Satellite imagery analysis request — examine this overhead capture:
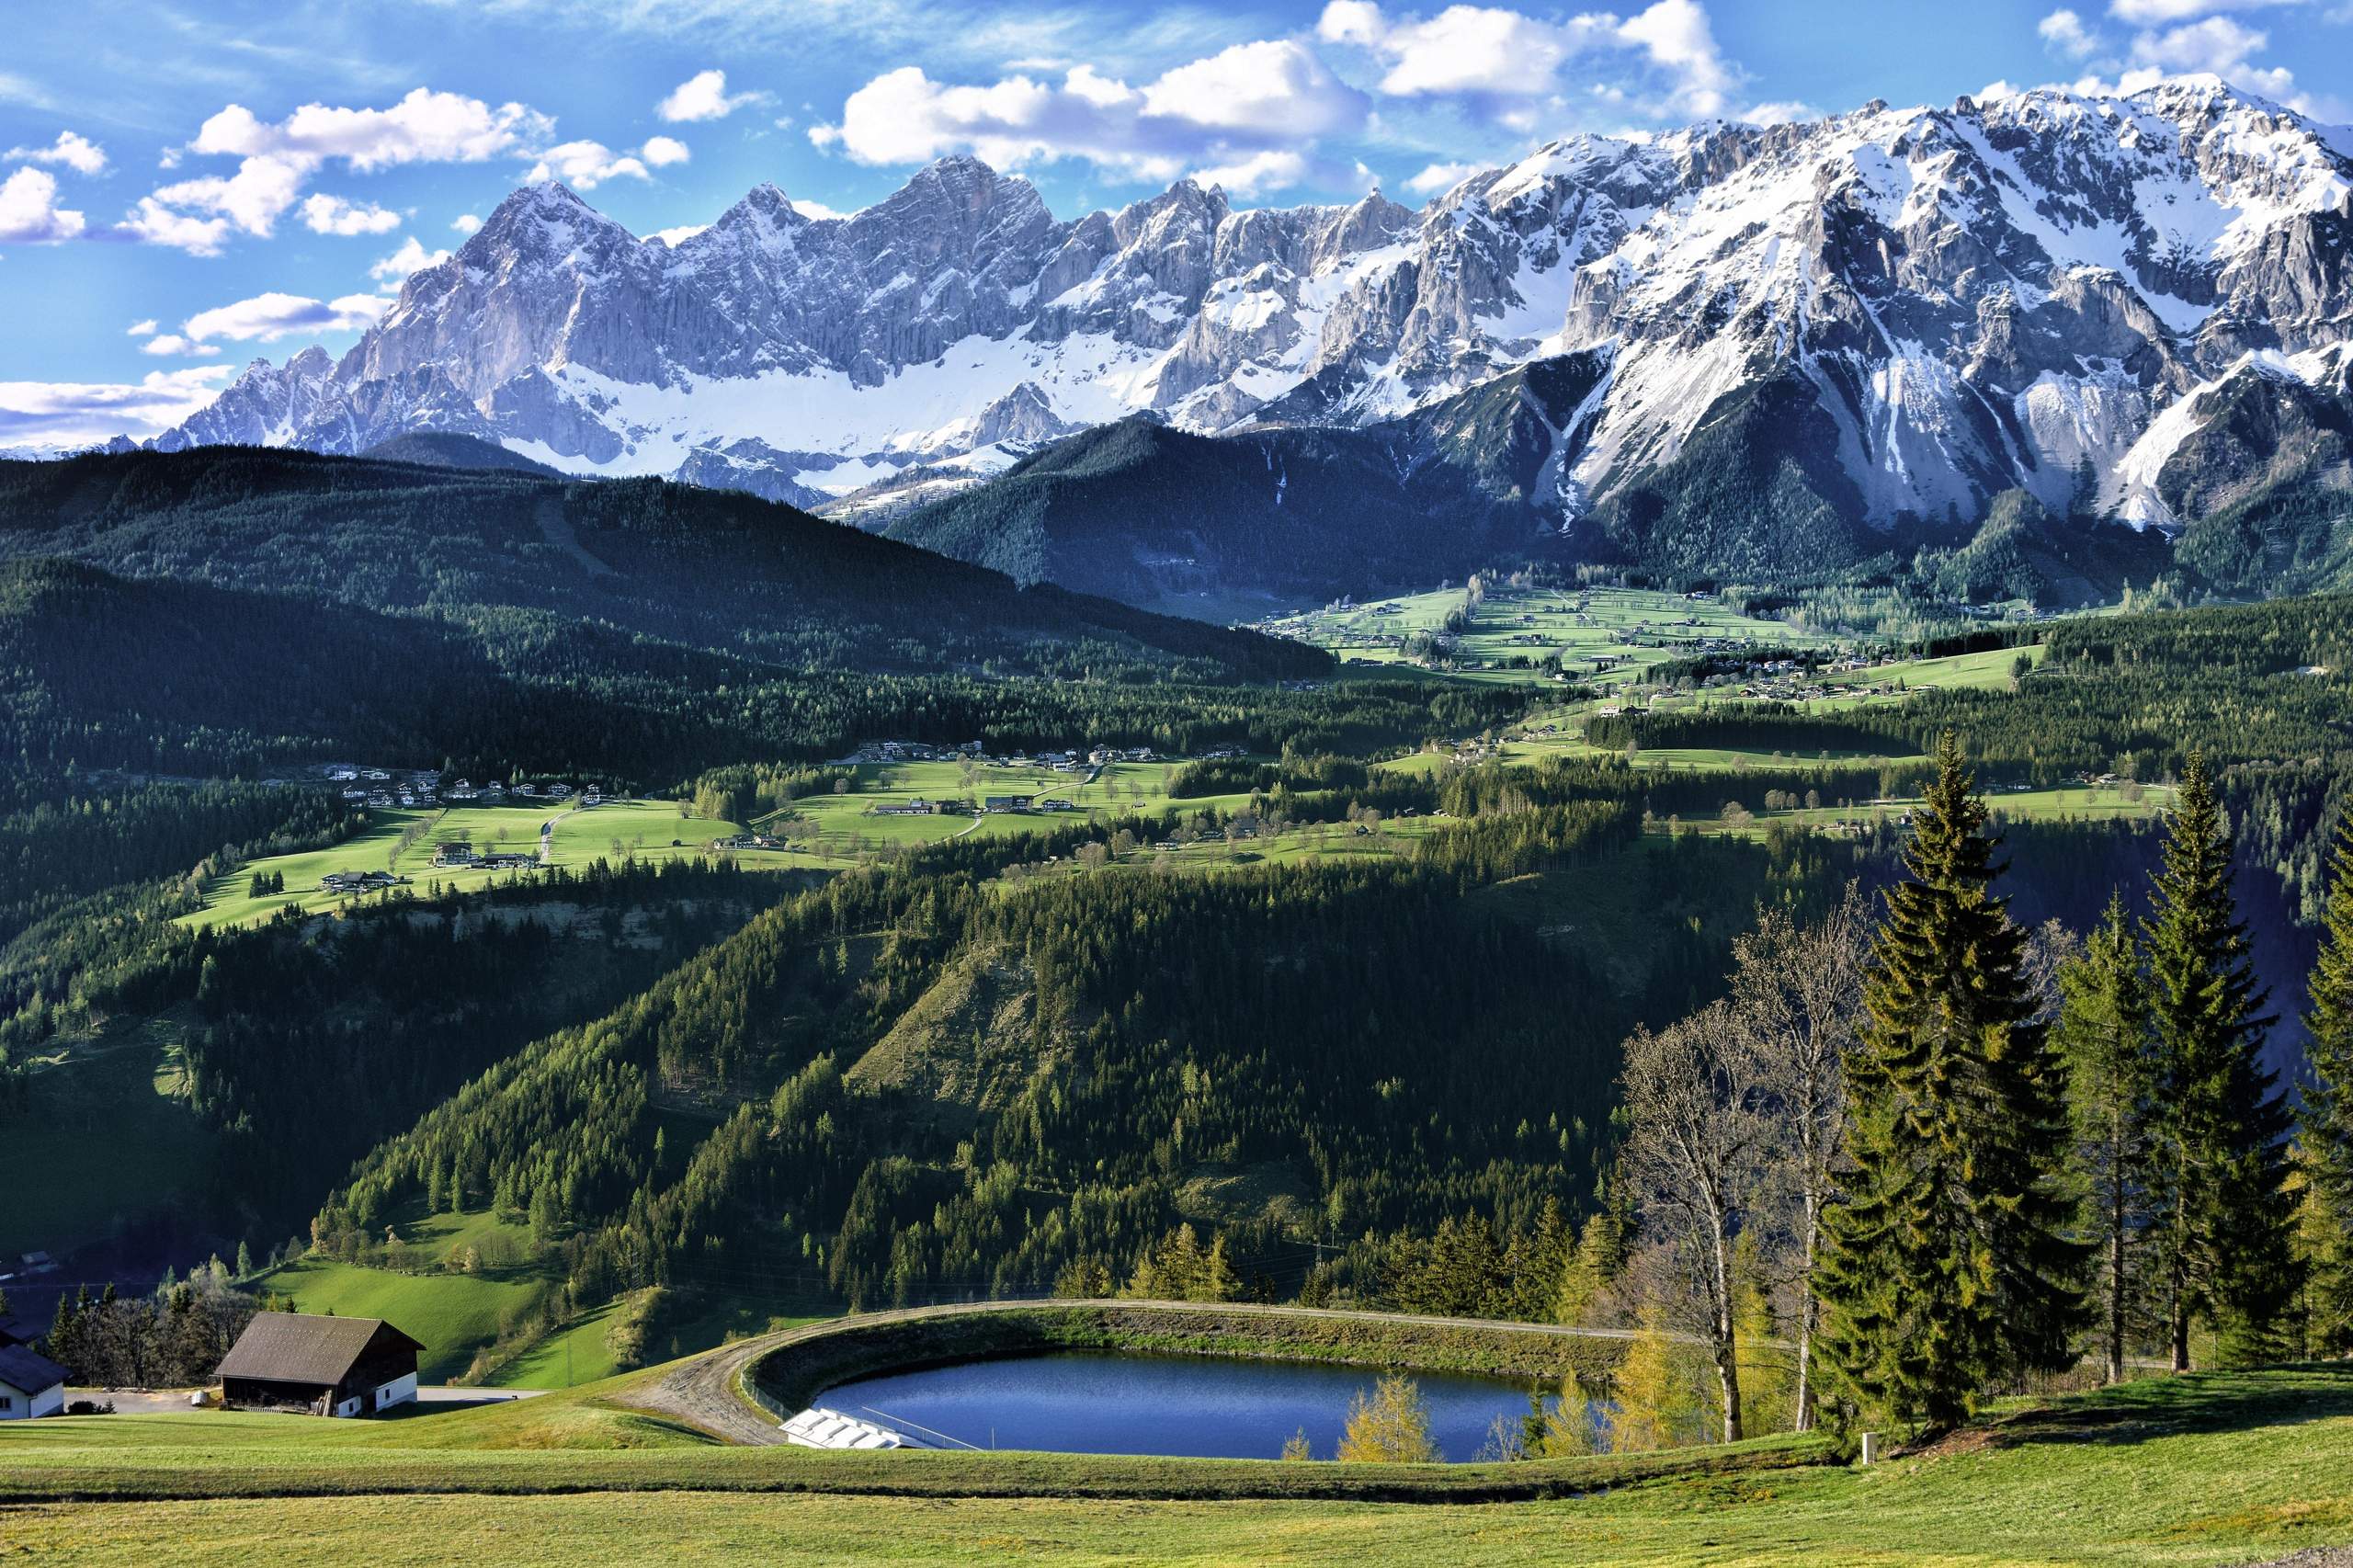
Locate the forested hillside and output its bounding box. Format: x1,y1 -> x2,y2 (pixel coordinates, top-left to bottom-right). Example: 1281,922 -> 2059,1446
1590,594 -> 2353,914
885,360 -> 1617,611
312,790 -> 1862,1319
0,446 -> 1323,683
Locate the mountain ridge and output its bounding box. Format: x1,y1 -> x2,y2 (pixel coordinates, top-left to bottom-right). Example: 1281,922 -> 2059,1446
135,73 -> 2353,583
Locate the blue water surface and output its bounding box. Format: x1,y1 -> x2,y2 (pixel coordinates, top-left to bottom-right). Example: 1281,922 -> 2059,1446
818,1350 -> 1543,1460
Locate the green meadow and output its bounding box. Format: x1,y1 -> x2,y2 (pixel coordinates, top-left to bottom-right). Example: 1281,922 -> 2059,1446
0,1012 -> 211,1257
1271,584 -> 1823,687
1,1364 -> 2347,1566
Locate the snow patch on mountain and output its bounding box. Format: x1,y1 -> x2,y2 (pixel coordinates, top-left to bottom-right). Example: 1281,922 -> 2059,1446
146,75 -> 2353,537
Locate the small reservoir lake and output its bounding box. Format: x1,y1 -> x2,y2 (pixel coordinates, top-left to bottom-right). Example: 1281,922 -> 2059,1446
817,1351 -> 1542,1460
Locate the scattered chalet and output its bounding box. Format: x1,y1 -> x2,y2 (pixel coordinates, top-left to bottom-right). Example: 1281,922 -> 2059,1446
0,1343 -> 67,1420
216,1312 -> 422,1416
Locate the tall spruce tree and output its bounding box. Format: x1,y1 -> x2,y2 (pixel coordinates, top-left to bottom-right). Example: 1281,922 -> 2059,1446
2054,894 -> 2158,1382
2146,750 -> 2299,1367
2299,828 -> 2353,1354
1816,733 -> 2086,1437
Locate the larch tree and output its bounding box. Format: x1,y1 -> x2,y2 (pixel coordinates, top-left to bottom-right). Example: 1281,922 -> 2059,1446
1608,1304 -> 1704,1452
1336,1374 -> 1438,1462
1621,997 -> 1764,1444
2304,829 -> 2353,1354
2053,894 -> 2158,1383
1733,881 -> 1870,1432
1815,732 -> 2086,1439
2146,751 -> 2300,1367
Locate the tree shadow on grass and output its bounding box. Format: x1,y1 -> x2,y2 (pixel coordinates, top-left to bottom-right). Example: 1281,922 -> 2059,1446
1978,1366 -> 2353,1453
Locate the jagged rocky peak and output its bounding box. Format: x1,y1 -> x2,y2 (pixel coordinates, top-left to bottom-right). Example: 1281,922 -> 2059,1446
469,179 -> 631,258
857,154 -> 1053,260
688,183 -> 813,249
143,74 -> 2353,552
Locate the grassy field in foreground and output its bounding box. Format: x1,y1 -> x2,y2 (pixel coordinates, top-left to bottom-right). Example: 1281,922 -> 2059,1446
0,1368 -> 2346,1564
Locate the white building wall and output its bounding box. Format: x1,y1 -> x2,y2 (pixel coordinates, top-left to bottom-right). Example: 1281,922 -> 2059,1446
373,1371 -> 418,1411
0,1379 -> 63,1419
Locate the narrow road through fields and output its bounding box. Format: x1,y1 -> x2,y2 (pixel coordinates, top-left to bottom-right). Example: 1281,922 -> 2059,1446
539,800 -> 597,865
618,1298 -> 1745,1447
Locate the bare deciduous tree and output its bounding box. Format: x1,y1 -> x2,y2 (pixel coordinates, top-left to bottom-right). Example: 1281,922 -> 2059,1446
1733,882 -> 1869,1432
1621,998 -> 1763,1444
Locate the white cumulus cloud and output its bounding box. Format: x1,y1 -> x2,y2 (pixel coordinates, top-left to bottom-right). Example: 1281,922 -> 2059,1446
0,366 -> 233,448
300,193 -> 404,235
369,235 -> 451,283
451,212 -> 483,234
189,88 -> 553,171
1139,40 -> 1363,135
0,166 -> 85,243
658,68 -> 755,122
1188,147 -> 1309,197
1318,0 -> 1743,117
140,334 -> 220,358
641,135 -> 691,167
525,140 -> 651,189
6,130 -> 107,175
811,40 -> 1364,189
126,319 -> 158,336
1404,159 -> 1480,194
125,88 -> 554,254
2039,8 -> 2103,58
119,197 -> 231,255
181,290 -> 388,345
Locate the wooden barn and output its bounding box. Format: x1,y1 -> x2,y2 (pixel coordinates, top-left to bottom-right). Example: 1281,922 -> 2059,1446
215,1312 -> 423,1417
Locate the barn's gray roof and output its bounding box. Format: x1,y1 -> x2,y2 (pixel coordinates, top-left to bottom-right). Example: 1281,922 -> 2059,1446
214,1312 -> 419,1386
0,1343 -> 67,1393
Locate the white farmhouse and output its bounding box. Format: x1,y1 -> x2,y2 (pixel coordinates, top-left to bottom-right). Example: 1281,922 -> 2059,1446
0,1344 -> 67,1419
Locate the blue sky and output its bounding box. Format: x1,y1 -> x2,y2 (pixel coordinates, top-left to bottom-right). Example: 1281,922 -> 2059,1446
5,0 -> 2351,446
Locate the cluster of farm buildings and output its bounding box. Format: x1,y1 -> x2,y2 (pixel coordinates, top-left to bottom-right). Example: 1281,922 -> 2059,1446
837,739 -> 1161,770
325,765 -> 603,812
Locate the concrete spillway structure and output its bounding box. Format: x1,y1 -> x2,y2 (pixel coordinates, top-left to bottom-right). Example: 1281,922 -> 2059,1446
778,1406 -> 932,1449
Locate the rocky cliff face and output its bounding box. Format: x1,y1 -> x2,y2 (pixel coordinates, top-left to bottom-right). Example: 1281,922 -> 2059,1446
157,74 -> 2353,549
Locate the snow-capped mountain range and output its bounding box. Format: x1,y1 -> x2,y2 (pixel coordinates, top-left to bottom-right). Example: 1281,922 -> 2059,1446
154,73 -> 2352,538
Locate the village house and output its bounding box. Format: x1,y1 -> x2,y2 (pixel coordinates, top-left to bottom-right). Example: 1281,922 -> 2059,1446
215,1312 -> 423,1417
872,799 -> 937,816
0,1343 -> 67,1420
320,870 -> 402,895
983,795 -> 1033,813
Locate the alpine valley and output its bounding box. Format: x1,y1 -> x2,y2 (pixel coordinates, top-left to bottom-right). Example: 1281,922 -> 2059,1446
17,25 -> 2353,1567
137,73 -> 2353,608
